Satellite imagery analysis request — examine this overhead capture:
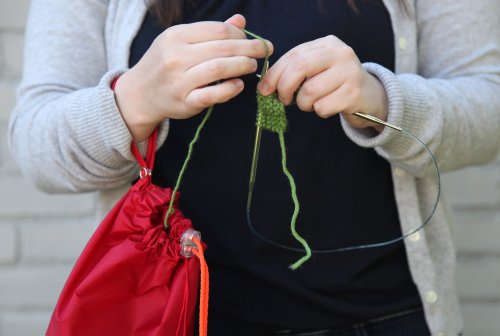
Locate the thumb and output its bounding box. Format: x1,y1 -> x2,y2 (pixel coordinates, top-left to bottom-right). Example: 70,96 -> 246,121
225,14 -> 246,29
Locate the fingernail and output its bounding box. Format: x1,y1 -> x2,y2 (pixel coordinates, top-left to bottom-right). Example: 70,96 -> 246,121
258,82 -> 269,95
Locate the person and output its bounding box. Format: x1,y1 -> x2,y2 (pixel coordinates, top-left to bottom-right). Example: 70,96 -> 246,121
8,0 -> 500,335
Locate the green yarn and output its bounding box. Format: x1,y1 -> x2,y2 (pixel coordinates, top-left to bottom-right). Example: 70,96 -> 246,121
164,106 -> 213,228
257,93 -> 287,133
278,131 -> 312,270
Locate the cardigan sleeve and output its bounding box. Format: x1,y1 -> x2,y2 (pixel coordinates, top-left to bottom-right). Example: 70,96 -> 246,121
341,0 -> 500,177
8,0 -> 168,193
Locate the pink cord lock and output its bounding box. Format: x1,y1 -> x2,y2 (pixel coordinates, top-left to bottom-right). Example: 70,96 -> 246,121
180,229 -> 201,258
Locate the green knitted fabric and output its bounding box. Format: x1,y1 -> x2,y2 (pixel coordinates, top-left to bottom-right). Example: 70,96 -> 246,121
256,93 -> 287,133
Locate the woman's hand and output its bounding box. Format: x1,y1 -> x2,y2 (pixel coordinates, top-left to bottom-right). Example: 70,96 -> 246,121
114,14 -> 273,142
257,35 -> 387,131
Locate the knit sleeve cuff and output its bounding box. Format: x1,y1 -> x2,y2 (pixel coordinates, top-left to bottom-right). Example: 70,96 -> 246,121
341,63 -> 441,164
340,62 -> 404,149
67,69 -> 169,168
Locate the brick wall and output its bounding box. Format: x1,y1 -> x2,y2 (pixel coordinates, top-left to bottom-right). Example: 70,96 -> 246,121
0,2 -> 96,335
0,2 -> 499,335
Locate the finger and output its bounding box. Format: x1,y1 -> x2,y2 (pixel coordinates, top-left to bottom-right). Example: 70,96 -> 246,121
256,43 -> 309,96
189,38 -> 273,64
185,78 -> 244,110
258,36 -> 346,98
165,21 -> 247,43
225,14 -> 246,29
258,42 -> 332,99
295,66 -> 343,112
273,46 -> 339,105
313,83 -> 360,119
184,56 -> 258,88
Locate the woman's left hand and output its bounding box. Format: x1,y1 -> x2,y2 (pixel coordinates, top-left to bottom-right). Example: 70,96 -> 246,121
257,35 -> 388,131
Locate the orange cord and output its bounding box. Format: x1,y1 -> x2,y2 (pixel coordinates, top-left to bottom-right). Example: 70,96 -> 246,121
191,237 -> 209,336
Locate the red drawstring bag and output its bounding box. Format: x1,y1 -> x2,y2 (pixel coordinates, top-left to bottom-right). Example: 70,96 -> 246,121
46,128 -> 209,336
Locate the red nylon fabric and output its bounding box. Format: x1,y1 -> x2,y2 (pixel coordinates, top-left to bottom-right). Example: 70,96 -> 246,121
46,129 -> 202,336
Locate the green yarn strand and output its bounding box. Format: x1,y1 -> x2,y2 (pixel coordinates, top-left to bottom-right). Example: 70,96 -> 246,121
278,131 -> 312,270
164,106 -> 213,228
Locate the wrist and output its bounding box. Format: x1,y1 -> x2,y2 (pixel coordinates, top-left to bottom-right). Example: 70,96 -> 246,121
362,72 -> 388,133
113,71 -> 160,142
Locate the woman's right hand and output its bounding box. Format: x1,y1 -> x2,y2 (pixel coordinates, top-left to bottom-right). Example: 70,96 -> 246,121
114,14 -> 272,142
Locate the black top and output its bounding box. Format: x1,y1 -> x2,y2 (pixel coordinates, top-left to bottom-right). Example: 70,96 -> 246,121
130,1 -> 422,334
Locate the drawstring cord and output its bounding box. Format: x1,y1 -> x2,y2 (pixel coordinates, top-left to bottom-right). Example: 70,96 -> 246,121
191,238 -> 209,336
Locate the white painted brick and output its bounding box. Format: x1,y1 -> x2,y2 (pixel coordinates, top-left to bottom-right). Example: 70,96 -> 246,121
0,265 -> 72,310
0,80 -> 19,122
456,256 -> 500,301
0,311 -> 51,336
442,164 -> 500,209
0,222 -> 16,264
2,33 -> 24,80
0,0 -> 30,30
453,210 -> 500,254
462,303 -> 500,336
0,36 -> 4,77
20,218 -> 94,263
0,175 -> 95,218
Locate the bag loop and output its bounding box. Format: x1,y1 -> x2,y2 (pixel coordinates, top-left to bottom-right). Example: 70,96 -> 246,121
130,128 -> 158,177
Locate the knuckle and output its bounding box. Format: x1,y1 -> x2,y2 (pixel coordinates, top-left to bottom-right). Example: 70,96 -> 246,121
339,45 -> 355,58
286,48 -> 300,61
161,52 -> 181,70
197,90 -> 214,106
291,55 -> 309,72
208,60 -> 224,76
214,22 -> 230,37
313,102 -> 328,119
322,35 -> 341,51
313,101 -> 322,113
246,58 -> 258,72
252,39 -> 265,54
163,25 -> 183,40
218,41 -> 235,56
296,98 -> 312,112
299,82 -> 316,97
324,34 -> 339,44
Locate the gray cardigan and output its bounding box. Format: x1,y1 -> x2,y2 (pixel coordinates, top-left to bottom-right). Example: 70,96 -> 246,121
9,0 -> 500,334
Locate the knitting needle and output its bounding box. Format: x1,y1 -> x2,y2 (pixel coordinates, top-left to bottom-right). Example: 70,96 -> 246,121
247,61 -> 269,209
353,112 -> 402,131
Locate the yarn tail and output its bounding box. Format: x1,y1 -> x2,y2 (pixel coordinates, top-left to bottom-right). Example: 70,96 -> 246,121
278,131 -> 312,269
